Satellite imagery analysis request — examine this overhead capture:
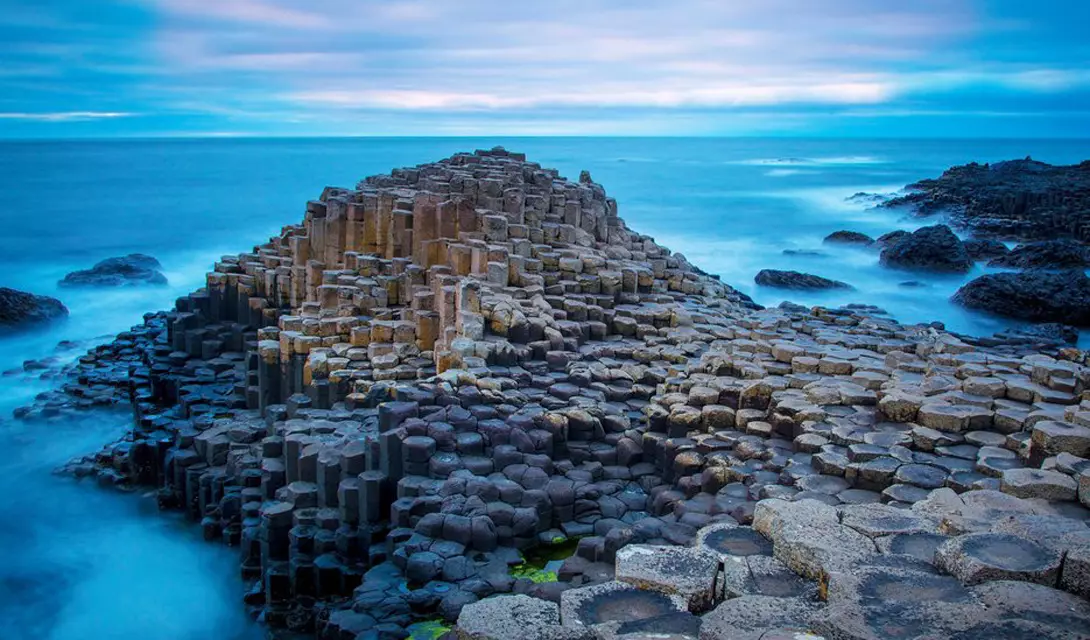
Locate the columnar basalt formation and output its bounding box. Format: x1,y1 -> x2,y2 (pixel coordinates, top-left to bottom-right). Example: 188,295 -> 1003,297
27,149 -> 1090,639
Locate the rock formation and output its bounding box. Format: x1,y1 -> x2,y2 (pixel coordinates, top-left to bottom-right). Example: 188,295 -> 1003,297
953,270 -> 1090,326
60,253 -> 168,287
19,149 -> 1090,639
988,238 -> 1090,270
883,158 -> 1090,242
823,231 -> 874,246
879,224 -> 973,273
0,287 -> 68,332
754,270 -> 852,290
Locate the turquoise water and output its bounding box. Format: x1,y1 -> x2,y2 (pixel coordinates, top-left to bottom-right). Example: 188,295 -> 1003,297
0,137 -> 1087,638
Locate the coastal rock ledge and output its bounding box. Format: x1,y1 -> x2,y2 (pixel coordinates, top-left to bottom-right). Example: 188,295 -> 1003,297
27,148 -> 1090,640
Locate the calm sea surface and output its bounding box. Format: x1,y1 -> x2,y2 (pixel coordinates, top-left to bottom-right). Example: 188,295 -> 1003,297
0,137 -> 1087,639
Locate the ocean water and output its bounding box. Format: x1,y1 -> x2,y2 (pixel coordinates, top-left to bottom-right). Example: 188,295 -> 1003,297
0,137 -> 1087,638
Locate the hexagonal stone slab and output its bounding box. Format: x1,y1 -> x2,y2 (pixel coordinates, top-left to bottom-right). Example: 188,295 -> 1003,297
840,503 -> 939,539
614,544 -> 719,612
753,498 -> 877,580
815,566 -> 987,639
1000,468 -> 1078,501
935,533 -> 1062,586
700,595 -> 820,640
457,594 -> 561,640
969,580 -> 1090,636
560,581 -> 687,629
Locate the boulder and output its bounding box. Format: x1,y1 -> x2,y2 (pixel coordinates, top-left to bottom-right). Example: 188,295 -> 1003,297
59,253 -> 168,287
879,224 -> 972,273
0,287 -> 68,332
952,269 -> 1090,326
823,230 -> 874,246
988,239 -> 1090,269
754,270 -> 852,291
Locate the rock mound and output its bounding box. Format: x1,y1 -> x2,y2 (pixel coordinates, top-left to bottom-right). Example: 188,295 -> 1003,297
0,287 -> 68,331
952,270 -> 1090,325
59,253 -> 168,287
754,270 -> 852,290
988,239 -> 1090,269
879,224 -> 972,273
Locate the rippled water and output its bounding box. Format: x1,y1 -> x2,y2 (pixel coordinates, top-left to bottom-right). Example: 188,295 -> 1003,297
0,137 -> 1086,637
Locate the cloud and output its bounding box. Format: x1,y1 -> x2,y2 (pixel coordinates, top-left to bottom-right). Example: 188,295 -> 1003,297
2,0 -> 1089,136
0,111 -> 135,121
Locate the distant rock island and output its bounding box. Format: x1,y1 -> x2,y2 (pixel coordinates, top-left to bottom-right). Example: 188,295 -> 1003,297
883,158 -> 1090,241
13,149 -> 1090,639
59,253 -> 168,287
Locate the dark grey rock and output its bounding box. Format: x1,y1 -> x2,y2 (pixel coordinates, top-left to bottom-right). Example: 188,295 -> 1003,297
59,253 -> 168,287
0,287 -> 68,332
754,270 -> 852,290
879,225 -> 972,273
952,269 -> 1090,326
964,238 -> 1011,261
988,239 -> 1090,269
824,230 -> 875,246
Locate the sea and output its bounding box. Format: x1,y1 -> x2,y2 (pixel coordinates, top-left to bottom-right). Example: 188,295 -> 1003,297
0,137 -> 1086,639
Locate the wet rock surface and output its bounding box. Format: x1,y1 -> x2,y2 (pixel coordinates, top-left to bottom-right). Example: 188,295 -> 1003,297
754,270 -> 852,290
883,158 -> 1090,242
59,253 -> 168,287
19,149 -> 1090,640
952,269 -> 1090,326
988,239 -> 1090,269
0,287 -> 68,332
879,224 -> 972,273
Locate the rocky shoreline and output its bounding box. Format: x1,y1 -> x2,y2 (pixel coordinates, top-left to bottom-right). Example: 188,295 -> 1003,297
15,148 -> 1090,639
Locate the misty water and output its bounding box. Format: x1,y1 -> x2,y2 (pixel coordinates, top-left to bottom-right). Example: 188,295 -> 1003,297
0,137 -> 1087,638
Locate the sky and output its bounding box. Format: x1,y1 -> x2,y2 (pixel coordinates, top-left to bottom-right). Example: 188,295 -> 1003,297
0,0 -> 1088,138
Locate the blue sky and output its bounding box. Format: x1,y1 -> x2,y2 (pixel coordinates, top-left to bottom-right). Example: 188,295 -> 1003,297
1,0 -> 1088,138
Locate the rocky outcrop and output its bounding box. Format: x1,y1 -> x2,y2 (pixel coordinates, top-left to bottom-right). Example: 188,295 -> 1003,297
963,238 -> 1010,262
883,158 -> 1090,241
988,239 -> 1090,269
875,230 -> 910,248
754,269 -> 852,290
0,287 -> 68,332
59,253 -> 168,287
952,269 -> 1090,325
879,224 -> 972,273
17,149 -> 1090,639
823,230 -> 874,246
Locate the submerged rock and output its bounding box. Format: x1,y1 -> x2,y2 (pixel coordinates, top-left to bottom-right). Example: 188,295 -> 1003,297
754,270 -> 852,290
879,224 -> 972,273
952,270 -> 1090,325
823,230 -> 874,246
59,253 -> 168,287
987,238 -> 1090,269
0,287 -> 68,332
